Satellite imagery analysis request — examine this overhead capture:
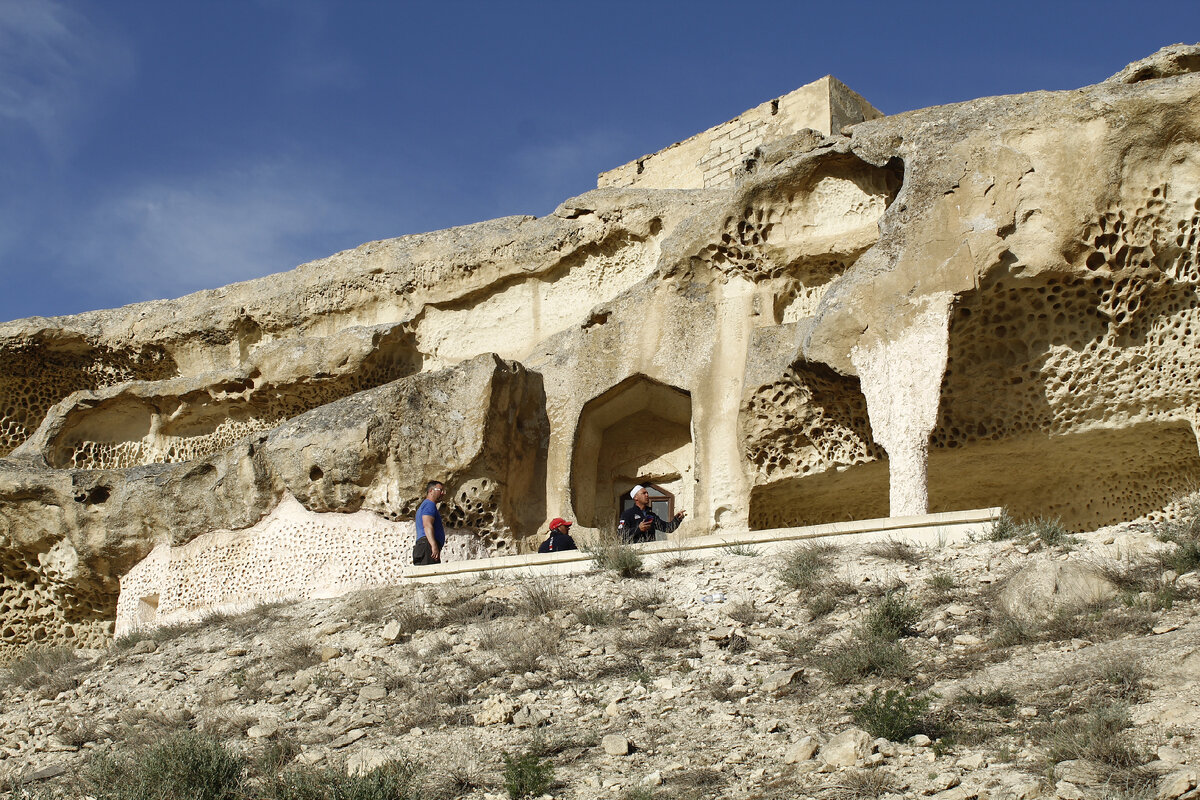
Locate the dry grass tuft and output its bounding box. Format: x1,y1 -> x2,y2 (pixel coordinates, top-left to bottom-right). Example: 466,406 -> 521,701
821,768 -> 897,800
2,646 -> 87,698
865,539 -> 925,564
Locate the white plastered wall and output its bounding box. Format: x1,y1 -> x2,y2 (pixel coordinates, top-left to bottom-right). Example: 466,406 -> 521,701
115,495 -> 489,635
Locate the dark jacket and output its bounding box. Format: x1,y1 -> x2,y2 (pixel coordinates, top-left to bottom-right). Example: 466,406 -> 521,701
537,530 -> 577,553
618,505 -> 683,543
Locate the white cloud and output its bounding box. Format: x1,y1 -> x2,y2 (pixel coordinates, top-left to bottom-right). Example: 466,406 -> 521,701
0,0 -> 133,158
56,159 -> 377,303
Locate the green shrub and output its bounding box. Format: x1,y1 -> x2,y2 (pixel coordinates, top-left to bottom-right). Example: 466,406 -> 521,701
585,533 -> 645,578
864,591 -> 921,641
985,511 -> 1076,547
268,760 -> 422,800
1155,501 -> 1200,574
1028,517 -> 1073,546
1043,705 -> 1151,791
721,542 -> 761,557
926,571 -> 956,592
819,636 -> 911,685
775,542 -> 837,591
501,748 -> 554,799
574,605 -> 614,626
88,731 -> 247,800
959,686 -> 1016,710
808,594 -> 837,618
851,688 -> 936,741
986,511 -> 1021,541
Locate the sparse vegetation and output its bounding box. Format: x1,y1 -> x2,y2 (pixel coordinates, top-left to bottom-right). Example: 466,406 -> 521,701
925,570 -> 957,597
623,587 -> 666,611
721,542 -> 761,557
1064,653 -> 1146,702
990,598 -> 1155,650
985,511 -> 1021,541
274,640 -> 321,674
2,646 -> 86,697
478,621 -> 561,675
620,790 -> 657,800
819,635 -> 911,685
1028,516 -> 1073,547
6,500 -> 1199,800
850,688 -> 938,742
959,686 -> 1016,711
55,716 -> 103,748
808,594 -> 838,618
1041,705 -> 1151,793
268,760 -> 423,800
501,746 -> 554,800
641,620 -> 693,650
1154,497 -> 1200,575
984,511 -> 1076,547
863,591 -> 921,641
776,632 -> 817,660
585,531 -> 646,578
775,541 -> 838,591
724,599 -> 761,626
87,731 -> 247,800
574,605 -> 614,626
824,767 -> 898,800
520,577 -> 564,617
865,538 -> 925,564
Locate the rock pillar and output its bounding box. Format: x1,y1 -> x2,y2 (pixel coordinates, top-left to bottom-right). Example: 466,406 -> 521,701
850,296 -> 953,517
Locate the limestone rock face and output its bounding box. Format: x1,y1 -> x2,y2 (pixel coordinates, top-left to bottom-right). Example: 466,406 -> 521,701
0,354 -> 545,658
1106,43 -> 1200,84
3,49 -> 1200,656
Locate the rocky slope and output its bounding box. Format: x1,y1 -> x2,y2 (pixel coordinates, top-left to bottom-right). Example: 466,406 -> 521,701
1,520 -> 1198,800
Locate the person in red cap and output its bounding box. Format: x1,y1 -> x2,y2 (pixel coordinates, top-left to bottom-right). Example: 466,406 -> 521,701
537,518 -> 578,553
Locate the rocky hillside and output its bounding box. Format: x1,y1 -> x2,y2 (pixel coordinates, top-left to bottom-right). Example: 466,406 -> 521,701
2,515 -> 1199,800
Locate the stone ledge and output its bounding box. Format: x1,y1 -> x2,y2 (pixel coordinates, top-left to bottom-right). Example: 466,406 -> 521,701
404,507 -> 1002,584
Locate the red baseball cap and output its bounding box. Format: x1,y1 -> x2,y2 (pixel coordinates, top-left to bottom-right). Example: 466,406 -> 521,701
549,518 -> 573,530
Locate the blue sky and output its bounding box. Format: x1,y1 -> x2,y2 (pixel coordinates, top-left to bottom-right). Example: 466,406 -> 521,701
1,0 -> 1197,322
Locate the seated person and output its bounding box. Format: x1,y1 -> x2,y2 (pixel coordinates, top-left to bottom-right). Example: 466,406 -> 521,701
537,517 -> 578,553
618,485 -> 687,543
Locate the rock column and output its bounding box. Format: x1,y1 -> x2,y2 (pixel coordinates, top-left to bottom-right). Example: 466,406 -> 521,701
850,296 -> 952,517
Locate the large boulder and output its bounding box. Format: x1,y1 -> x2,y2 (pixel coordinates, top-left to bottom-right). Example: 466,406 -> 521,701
998,559 -> 1118,622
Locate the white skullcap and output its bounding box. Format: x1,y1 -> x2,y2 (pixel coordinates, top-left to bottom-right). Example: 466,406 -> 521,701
630,485 -> 645,500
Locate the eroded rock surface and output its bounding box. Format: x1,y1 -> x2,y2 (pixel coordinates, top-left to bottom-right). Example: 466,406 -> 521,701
3,49 -> 1200,656
0,354 -> 545,659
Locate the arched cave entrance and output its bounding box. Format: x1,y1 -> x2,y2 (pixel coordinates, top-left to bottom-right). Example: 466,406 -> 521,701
571,376 -> 694,530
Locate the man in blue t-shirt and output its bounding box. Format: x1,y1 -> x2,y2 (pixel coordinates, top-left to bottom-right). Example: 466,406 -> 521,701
412,480 -> 447,565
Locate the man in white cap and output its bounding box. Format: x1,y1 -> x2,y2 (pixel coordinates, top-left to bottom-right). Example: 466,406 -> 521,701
618,484 -> 686,543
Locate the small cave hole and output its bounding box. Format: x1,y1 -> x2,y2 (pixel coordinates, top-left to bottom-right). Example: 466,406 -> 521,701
309,465 -> 323,481
78,486 -> 111,505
